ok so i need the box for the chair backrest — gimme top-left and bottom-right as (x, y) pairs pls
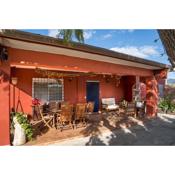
(60, 101), (69, 107)
(75, 103), (86, 119)
(60, 104), (73, 122)
(120, 100), (128, 108)
(125, 102), (136, 115)
(86, 102), (94, 113)
(127, 102), (135, 108)
(35, 105), (45, 120)
(102, 98), (116, 105)
(48, 101), (57, 112)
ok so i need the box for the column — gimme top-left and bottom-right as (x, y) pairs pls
(145, 76), (158, 118)
(0, 60), (10, 145)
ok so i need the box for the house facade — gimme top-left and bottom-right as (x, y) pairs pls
(0, 30), (170, 145)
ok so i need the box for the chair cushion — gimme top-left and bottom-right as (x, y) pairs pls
(136, 101), (144, 108)
(102, 98), (116, 105)
(107, 104), (119, 110)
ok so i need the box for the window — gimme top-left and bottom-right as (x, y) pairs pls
(32, 78), (64, 103)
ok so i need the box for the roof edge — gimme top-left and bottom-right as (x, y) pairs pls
(0, 29), (171, 70)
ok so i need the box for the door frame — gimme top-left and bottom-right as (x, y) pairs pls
(86, 80), (100, 112)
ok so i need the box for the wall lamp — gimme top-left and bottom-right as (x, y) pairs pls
(11, 77), (18, 85)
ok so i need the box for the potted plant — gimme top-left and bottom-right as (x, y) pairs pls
(11, 112), (34, 145)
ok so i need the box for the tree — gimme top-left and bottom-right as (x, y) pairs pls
(58, 29), (84, 45)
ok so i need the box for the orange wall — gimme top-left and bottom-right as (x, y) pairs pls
(0, 60), (10, 145)
(9, 48), (153, 76)
(11, 68), (126, 115)
(65, 75), (125, 104)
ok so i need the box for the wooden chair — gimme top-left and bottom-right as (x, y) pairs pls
(119, 100), (128, 108)
(86, 101), (95, 113)
(57, 104), (73, 131)
(32, 105), (55, 129)
(74, 103), (87, 128)
(48, 101), (58, 113)
(124, 102), (136, 117)
(60, 101), (69, 107)
(49, 101), (61, 127)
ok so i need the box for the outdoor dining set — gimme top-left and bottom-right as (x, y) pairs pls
(31, 97), (146, 132)
(32, 101), (95, 131)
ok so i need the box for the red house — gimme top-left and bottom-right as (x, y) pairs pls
(0, 30), (170, 145)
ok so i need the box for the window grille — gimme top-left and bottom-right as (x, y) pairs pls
(32, 78), (64, 103)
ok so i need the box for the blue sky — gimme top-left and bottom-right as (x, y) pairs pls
(22, 29), (175, 79)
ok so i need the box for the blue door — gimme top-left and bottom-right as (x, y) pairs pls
(86, 81), (99, 112)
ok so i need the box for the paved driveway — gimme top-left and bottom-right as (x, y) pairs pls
(49, 113), (175, 145)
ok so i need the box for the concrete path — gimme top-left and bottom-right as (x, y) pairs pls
(48, 113), (175, 146)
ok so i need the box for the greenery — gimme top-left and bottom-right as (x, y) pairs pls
(12, 112), (34, 141)
(58, 29), (84, 45)
(10, 112), (15, 142)
(120, 99), (128, 108)
(158, 95), (175, 113)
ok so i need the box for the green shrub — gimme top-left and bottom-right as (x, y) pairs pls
(158, 95), (175, 113)
(13, 112), (34, 141)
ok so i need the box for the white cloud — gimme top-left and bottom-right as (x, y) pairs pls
(110, 45), (159, 58)
(83, 30), (96, 40)
(168, 72), (175, 79)
(48, 29), (60, 38)
(140, 46), (158, 55)
(127, 29), (135, 33)
(114, 29), (135, 34)
(103, 33), (112, 39)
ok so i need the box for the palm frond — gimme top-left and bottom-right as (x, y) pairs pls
(57, 29), (84, 45)
(75, 29), (84, 43)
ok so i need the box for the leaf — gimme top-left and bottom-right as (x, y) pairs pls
(57, 29), (84, 45)
(13, 112), (34, 141)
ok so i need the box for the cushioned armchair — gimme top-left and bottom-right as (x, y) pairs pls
(101, 98), (119, 111)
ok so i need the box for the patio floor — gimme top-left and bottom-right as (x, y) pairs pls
(25, 112), (144, 145)
(25, 113), (175, 146)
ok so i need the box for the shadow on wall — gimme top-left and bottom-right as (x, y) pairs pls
(0, 70), (10, 91)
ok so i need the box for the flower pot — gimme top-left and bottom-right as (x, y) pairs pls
(13, 117), (26, 146)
